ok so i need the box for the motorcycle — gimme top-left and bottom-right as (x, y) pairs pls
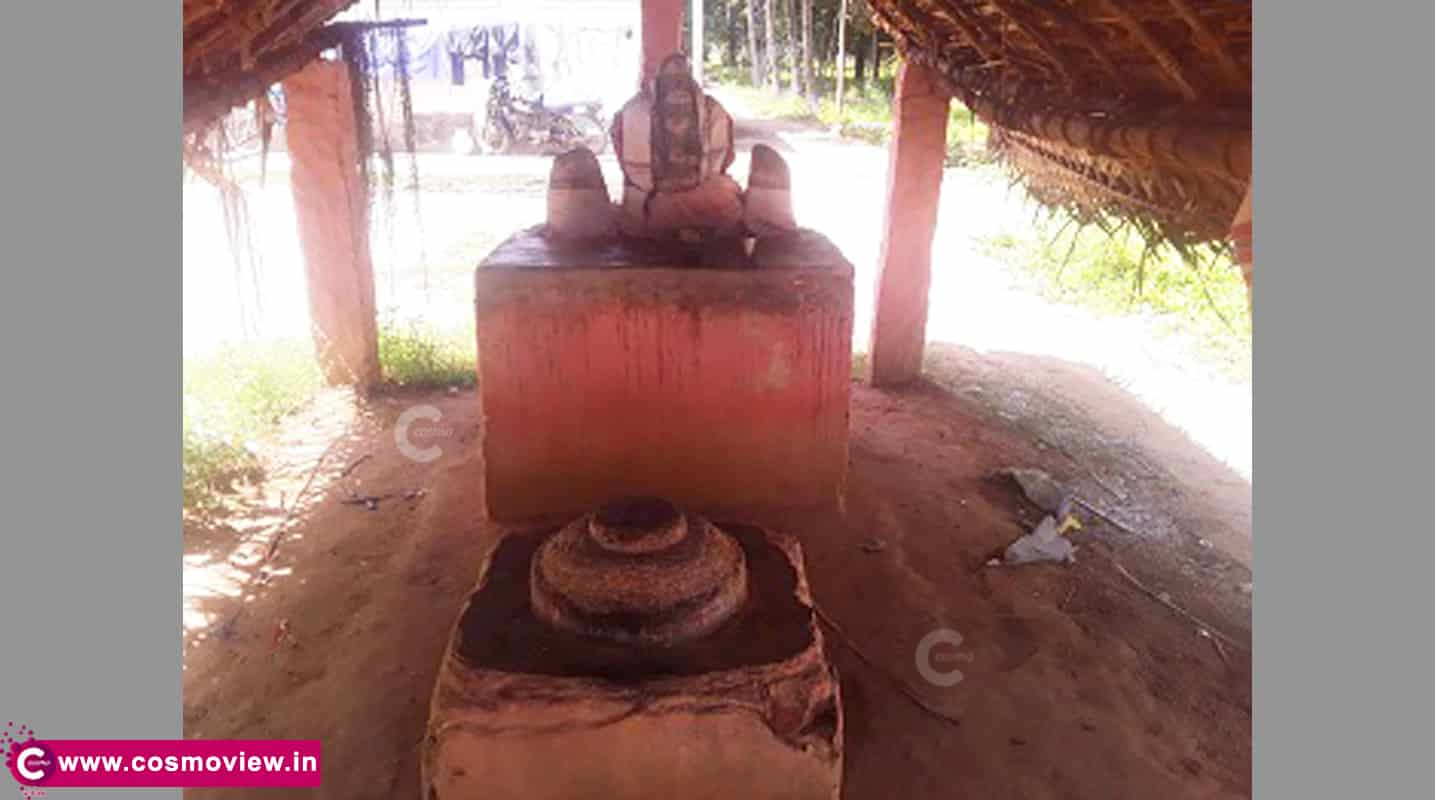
(478, 76), (608, 155)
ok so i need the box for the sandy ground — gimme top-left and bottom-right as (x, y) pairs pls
(182, 90), (1251, 797)
(183, 376), (1250, 799)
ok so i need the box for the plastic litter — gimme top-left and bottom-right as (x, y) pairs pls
(1003, 515), (1078, 566)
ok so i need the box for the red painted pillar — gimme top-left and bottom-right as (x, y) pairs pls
(641, 0), (685, 86)
(867, 59), (951, 387)
(282, 60), (381, 390)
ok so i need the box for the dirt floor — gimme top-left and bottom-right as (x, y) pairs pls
(182, 350), (1252, 798)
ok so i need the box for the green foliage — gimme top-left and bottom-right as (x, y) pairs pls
(377, 315), (477, 389)
(181, 318), (476, 512)
(704, 61), (753, 87)
(979, 216), (1252, 380)
(943, 103), (993, 168)
(182, 338), (324, 511)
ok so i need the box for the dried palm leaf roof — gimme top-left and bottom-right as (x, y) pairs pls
(185, 1), (1250, 245)
(184, 0), (356, 77)
(184, 0), (361, 130)
(867, 0), (1251, 245)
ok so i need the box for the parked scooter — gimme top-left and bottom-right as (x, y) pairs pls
(479, 75), (607, 155)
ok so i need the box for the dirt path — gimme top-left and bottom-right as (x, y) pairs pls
(183, 376), (1250, 799)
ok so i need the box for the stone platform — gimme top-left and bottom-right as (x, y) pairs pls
(423, 499), (843, 799)
(473, 228), (855, 522)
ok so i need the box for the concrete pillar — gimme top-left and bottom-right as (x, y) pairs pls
(642, 0), (685, 86)
(866, 59), (951, 387)
(282, 59), (381, 390)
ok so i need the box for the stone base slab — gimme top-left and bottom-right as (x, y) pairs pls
(423, 523), (843, 800)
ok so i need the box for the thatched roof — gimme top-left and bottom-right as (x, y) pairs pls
(867, 0), (1251, 245)
(185, 1), (1251, 245)
(184, 0), (361, 130)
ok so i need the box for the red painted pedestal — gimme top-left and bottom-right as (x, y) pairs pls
(473, 229), (854, 521)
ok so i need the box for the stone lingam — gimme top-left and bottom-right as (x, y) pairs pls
(423, 497), (843, 800)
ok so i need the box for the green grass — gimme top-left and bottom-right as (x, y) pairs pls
(377, 315), (477, 389)
(182, 319), (476, 513)
(183, 338), (324, 512)
(979, 216), (1252, 381)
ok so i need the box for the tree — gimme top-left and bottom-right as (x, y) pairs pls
(745, 0), (764, 85)
(800, 0), (815, 104)
(835, 0), (848, 111)
(854, 40), (864, 86)
(783, 0), (802, 94)
(724, 1), (738, 68)
(764, 0), (779, 91)
(698, 0), (877, 97)
(869, 27), (880, 84)
(848, 0), (877, 88)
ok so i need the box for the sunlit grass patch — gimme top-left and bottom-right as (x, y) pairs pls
(183, 338), (323, 511)
(378, 315), (477, 389)
(980, 217), (1251, 381)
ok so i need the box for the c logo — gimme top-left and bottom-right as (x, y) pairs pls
(915, 628), (970, 688)
(14, 743), (57, 784)
(395, 405), (444, 463)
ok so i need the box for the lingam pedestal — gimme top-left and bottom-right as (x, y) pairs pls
(473, 228), (855, 521)
(423, 497), (843, 800)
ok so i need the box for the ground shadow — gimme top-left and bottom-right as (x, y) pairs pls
(923, 340), (1252, 566)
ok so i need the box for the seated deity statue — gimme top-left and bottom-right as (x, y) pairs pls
(544, 53), (797, 244)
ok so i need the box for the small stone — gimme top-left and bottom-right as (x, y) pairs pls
(747, 143), (792, 190)
(546, 147), (616, 241)
(744, 144), (797, 236)
(548, 147), (608, 190)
